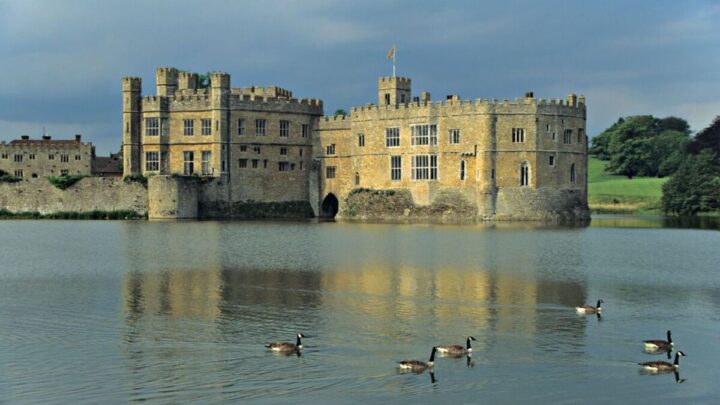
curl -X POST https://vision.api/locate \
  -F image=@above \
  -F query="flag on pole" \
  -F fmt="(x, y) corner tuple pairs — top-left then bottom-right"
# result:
(386, 45), (396, 60)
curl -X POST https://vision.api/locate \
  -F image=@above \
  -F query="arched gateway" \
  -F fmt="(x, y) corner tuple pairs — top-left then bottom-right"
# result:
(320, 193), (339, 218)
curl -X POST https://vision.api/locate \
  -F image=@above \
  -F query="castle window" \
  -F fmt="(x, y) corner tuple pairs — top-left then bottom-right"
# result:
(279, 120), (290, 137)
(29, 154), (36, 160)
(326, 144), (336, 155)
(183, 151), (194, 175)
(358, 133), (365, 147)
(183, 119), (195, 136)
(549, 155), (555, 166)
(299, 161), (304, 170)
(386, 127), (400, 147)
(60, 154), (69, 163)
(326, 166), (336, 178)
(14, 154), (23, 162)
(491, 169), (495, 179)
(255, 119), (266, 136)
(48, 154), (55, 160)
(411, 155), (438, 180)
(75, 155), (81, 160)
(145, 151), (159, 172)
(254, 146), (261, 154)
(512, 128), (525, 143)
(520, 161), (529, 186)
(411, 124), (438, 146)
(578, 128), (584, 143)
(1, 153), (7, 159)
(400, 94), (406, 104)
(449, 129), (461, 144)
(299, 148), (303, 157)
(355, 172), (360, 185)
(240, 145), (247, 152)
(564, 129), (572, 144)
(552, 132), (557, 141)
(391, 155), (402, 180)
(14, 169), (23, 178)
(238, 119), (246, 136)
(61, 169), (69, 175)
(145, 117), (159, 136)
(161, 118), (168, 136)
(201, 151), (212, 175)
(570, 163), (576, 183)
(126, 122), (129, 134)
(263, 159), (268, 169)
(384, 93), (391, 105)
(546, 124), (550, 132)
(302, 124), (309, 138)
(252, 159), (258, 168)
(279, 161), (290, 172)
(291, 163), (296, 170)
(239, 158), (248, 168)
(32, 173), (37, 178)
(460, 160), (466, 180)
(280, 147), (288, 156)
(201, 119), (212, 135)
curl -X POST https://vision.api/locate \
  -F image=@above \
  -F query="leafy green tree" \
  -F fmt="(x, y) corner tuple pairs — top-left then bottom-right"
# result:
(662, 150), (720, 215)
(651, 130), (690, 177)
(334, 109), (348, 117)
(687, 116), (720, 155)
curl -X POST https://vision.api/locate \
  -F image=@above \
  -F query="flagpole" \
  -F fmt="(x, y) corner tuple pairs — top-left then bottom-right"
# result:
(393, 50), (396, 77)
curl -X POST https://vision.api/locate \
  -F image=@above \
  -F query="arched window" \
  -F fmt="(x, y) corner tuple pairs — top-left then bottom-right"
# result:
(570, 163), (576, 183)
(460, 160), (466, 180)
(355, 172), (360, 185)
(520, 161), (529, 187)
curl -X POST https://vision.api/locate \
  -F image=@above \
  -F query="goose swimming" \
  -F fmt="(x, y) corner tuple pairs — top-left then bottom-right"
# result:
(644, 330), (673, 352)
(265, 333), (305, 353)
(576, 299), (603, 314)
(639, 351), (685, 372)
(437, 336), (476, 356)
(398, 346), (438, 372)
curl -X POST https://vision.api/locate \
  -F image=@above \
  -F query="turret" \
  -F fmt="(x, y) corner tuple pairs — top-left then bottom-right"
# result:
(178, 71), (199, 91)
(210, 72), (231, 175)
(378, 76), (411, 106)
(156, 67), (179, 96)
(122, 76), (142, 176)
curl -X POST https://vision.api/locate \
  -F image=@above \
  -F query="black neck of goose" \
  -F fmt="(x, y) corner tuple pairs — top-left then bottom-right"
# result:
(667, 331), (672, 343)
(596, 300), (602, 309)
(429, 347), (437, 363)
(466, 338), (472, 350)
(296, 335), (302, 347)
(674, 352), (680, 365)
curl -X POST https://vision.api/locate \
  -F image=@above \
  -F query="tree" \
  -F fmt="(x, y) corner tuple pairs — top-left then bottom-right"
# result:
(334, 109), (348, 117)
(687, 116), (720, 156)
(662, 150), (720, 215)
(651, 130), (690, 177)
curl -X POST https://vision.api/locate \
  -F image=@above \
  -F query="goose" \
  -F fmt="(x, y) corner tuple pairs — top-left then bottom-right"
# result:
(639, 351), (685, 372)
(265, 333), (305, 352)
(576, 299), (603, 314)
(644, 330), (673, 351)
(398, 346), (438, 372)
(437, 336), (477, 356)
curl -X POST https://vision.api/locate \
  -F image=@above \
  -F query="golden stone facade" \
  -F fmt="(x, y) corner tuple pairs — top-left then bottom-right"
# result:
(0, 134), (94, 179)
(125, 67), (588, 221)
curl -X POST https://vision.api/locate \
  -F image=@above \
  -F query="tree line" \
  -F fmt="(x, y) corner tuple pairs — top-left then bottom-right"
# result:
(591, 115), (720, 215)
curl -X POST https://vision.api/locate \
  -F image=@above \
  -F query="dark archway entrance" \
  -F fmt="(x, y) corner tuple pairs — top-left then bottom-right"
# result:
(320, 193), (339, 218)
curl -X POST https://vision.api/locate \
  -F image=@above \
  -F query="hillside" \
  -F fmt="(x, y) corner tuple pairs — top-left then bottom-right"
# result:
(587, 157), (667, 213)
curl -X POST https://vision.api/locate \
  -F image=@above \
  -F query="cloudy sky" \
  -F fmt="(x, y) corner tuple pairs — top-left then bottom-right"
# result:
(0, 0), (718, 154)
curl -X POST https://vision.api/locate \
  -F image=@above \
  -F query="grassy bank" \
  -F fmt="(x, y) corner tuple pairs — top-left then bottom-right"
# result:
(0, 209), (146, 220)
(588, 157), (667, 214)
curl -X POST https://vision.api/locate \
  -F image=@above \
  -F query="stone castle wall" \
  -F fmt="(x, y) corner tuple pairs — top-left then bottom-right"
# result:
(0, 177), (147, 215)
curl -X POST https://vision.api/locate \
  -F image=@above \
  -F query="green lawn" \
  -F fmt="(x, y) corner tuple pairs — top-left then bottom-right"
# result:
(587, 157), (667, 213)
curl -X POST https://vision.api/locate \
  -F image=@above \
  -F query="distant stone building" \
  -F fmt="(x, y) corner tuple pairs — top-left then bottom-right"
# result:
(123, 67), (588, 221)
(0, 134), (94, 179)
(93, 151), (123, 177)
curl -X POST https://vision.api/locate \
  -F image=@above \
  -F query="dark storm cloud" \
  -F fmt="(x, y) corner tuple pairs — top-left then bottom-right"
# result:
(1, 0), (718, 154)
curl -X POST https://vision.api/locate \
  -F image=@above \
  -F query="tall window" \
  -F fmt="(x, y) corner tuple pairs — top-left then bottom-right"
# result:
(570, 163), (576, 183)
(255, 119), (266, 136)
(14, 169), (23, 178)
(48, 154), (55, 160)
(183, 119), (195, 136)
(60, 154), (69, 163)
(411, 124), (438, 146)
(302, 124), (309, 138)
(512, 128), (525, 143)
(280, 147), (288, 156)
(1, 153), (7, 159)
(252, 159), (258, 168)
(238, 119), (245, 135)
(160, 118), (168, 136)
(253, 146), (261, 154)
(30, 154), (36, 160)
(411, 155), (438, 180)
(145, 117), (159, 136)
(386, 127), (400, 147)
(355, 172), (360, 185)
(183, 151), (194, 175)
(326, 144), (336, 155)
(201, 119), (212, 135)
(449, 129), (461, 144)
(358, 133), (365, 147)
(239, 159), (248, 168)
(564, 129), (572, 144)
(279, 120), (289, 137)
(384, 93), (391, 105)
(278, 161), (290, 172)
(520, 161), (529, 186)
(549, 155), (555, 166)
(145, 151), (159, 172)
(14, 154), (22, 162)
(75, 155), (81, 161)
(201, 151), (212, 175)
(460, 160), (466, 180)
(326, 166), (336, 178)
(391, 156), (402, 180)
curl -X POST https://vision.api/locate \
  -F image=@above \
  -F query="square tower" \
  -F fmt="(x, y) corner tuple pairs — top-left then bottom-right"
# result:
(378, 76), (411, 106)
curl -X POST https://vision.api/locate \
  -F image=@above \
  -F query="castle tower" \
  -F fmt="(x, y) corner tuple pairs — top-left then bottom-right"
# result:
(122, 77), (142, 176)
(210, 72), (230, 176)
(178, 71), (198, 91)
(378, 76), (411, 106)
(156, 67), (179, 96)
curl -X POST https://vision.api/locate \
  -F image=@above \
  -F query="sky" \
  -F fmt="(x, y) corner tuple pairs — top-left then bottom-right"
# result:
(0, 0), (718, 154)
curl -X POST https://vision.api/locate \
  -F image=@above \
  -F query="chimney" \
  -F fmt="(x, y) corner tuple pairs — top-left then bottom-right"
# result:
(525, 91), (534, 99)
(21, 135), (29, 140)
(420, 91), (431, 103)
(42, 135), (51, 140)
(75, 134), (82, 142)
(567, 94), (578, 107)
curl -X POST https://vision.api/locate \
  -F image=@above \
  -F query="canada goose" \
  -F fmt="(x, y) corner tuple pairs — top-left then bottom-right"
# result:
(644, 330), (673, 351)
(437, 336), (477, 356)
(398, 346), (438, 372)
(639, 351), (685, 372)
(576, 299), (603, 314)
(265, 333), (305, 352)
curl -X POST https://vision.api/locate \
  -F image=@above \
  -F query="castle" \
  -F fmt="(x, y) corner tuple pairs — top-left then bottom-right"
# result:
(123, 67), (589, 221)
(1, 134), (94, 179)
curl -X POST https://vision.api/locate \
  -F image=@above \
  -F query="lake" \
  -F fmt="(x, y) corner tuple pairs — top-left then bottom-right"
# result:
(1, 216), (719, 404)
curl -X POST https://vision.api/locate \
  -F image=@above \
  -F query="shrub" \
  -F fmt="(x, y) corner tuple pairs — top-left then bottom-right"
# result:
(47, 175), (84, 190)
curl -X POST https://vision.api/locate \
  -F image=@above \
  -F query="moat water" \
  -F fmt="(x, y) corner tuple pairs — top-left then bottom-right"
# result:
(1, 217), (719, 404)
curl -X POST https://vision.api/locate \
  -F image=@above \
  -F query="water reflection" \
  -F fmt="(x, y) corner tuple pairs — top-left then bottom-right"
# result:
(592, 215), (720, 230)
